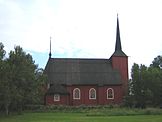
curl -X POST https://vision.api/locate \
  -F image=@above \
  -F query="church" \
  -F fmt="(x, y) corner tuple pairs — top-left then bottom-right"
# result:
(44, 16), (128, 105)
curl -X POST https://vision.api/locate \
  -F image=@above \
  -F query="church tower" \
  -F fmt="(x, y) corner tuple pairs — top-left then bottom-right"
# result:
(111, 15), (128, 95)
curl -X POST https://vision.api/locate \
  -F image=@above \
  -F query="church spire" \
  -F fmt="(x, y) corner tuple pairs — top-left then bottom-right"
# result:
(112, 15), (127, 57)
(49, 37), (52, 58)
(115, 14), (122, 51)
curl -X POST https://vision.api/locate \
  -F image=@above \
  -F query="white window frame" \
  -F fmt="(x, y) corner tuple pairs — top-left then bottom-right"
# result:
(73, 88), (81, 99)
(47, 83), (50, 89)
(54, 94), (60, 101)
(107, 88), (114, 99)
(89, 88), (96, 99)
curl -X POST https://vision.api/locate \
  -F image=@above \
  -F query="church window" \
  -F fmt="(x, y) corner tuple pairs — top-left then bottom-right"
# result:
(107, 88), (114, 99)
(73, 88), (80, 99)
(89, 88), (96, 99)
(54, 94), (60, 101)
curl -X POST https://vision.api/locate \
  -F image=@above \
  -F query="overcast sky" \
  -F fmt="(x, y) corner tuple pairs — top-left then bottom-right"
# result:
(1, 0), (162, 74)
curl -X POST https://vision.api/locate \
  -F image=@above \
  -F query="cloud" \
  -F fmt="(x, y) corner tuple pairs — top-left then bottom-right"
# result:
(0, 0), (162, 71)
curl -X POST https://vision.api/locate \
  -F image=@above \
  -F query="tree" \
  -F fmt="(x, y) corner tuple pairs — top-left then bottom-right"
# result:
(0, 42), (6, 60)
(151, 55), (162, 69)
(0, 42), (12, 115)
(147, 67), (162, 106)
(127, 56), (162, 108)
(0, 43), (46, 115)
(34, 68), (47, 104)
(149, 56), (162, 106)
(129, 63), (148, 108)
(7, 46), (38, 112)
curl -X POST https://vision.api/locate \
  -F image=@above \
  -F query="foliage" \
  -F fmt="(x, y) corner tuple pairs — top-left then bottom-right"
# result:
(22, 104), (162, 116)
(126, 55), (162, 108)
(0, 42), (6, 60)
(151, 55), (162, 69)
(0, 42), (46, 115)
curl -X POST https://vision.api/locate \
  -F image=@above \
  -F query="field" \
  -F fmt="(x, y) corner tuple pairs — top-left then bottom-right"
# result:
(0, 112), (162, 122)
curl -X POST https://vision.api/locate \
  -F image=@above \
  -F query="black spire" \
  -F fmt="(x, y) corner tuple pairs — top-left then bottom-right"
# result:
(115, 15), (122, 51)
(112, 15), (127, 57)
(49, 37), (52, 58)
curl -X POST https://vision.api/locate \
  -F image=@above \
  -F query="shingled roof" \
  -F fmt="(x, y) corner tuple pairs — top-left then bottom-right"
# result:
(44, 58), (122, 86)
(46, 84), (69, 95)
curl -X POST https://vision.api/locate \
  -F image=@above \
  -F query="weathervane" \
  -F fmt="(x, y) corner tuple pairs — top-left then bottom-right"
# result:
(49, 36), (52, 58)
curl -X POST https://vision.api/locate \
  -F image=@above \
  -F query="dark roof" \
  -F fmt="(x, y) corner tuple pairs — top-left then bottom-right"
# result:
(44, 58), (122, 86)
(112, 50), (127, 57)
(46, 84), (69, 95)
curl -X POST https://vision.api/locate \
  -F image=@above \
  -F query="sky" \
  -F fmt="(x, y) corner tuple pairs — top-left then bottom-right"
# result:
(0, 0), (162, 75)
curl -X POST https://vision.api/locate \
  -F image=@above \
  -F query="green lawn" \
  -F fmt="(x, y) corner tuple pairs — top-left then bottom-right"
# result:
(0, 112), (162, 122)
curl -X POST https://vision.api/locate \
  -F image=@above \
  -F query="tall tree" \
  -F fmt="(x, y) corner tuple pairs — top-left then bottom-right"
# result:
(149, 55), (162, 106)
(0, 42), (12, 115)
(7, 46), (37, 111)
(130, 63), (148, 108)
(147, 67), (162, 105)
(0, 44), (46, 115)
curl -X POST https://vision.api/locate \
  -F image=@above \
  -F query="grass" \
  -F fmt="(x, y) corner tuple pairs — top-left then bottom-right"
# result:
(86, 107), (162, 116)
(0, 112), (162, 122)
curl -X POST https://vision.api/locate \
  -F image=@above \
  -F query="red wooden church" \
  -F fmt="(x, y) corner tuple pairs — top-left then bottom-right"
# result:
(44, 16), (128, 105)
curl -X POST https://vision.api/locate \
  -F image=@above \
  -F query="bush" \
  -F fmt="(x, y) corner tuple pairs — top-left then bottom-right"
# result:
(23, 104), (162, 116)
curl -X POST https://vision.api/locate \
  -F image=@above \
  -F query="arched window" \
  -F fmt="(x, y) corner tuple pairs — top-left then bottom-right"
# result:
(54, 94), (60, 101)
(89, 88), (96, 99)
(107, 88), (114, 99)
(73, 88), (80, 99)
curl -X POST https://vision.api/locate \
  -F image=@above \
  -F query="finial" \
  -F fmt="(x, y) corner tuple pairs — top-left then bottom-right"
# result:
(49, 36), (52, 58)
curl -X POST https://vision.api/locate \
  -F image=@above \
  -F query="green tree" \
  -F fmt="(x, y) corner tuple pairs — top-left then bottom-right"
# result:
(7, 46), (37, 111)
(0, 44), (46, 115)
(130, 63), (148, 108)
(0, 42), (6, 60)
(147, 67), (162, 106)
(151, 55), (162, 69)
(128, 56), (162, 108)
(0, 42), (12, 115)
(34, 68), (47, 104)
(149, 55), (162, 106)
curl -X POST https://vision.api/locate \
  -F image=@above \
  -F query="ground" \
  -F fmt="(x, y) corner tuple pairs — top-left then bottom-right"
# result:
(0, 112), (162, 122)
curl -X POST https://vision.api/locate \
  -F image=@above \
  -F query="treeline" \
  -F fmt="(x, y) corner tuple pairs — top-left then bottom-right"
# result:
(126, 56), (162, 108)
(0, 42), (46, 115)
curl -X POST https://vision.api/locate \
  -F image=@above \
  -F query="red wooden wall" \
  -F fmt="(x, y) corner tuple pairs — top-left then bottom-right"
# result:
(111, 56), (128, 95)
(45, 85), (123, 105)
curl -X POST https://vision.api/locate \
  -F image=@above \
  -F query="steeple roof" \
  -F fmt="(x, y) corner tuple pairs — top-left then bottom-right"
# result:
(112, 15), (127, 57)
(115, 15), (122, 51)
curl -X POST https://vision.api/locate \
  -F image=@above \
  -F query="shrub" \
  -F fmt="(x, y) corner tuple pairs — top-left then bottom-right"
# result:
(23, 104), (162, 116)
